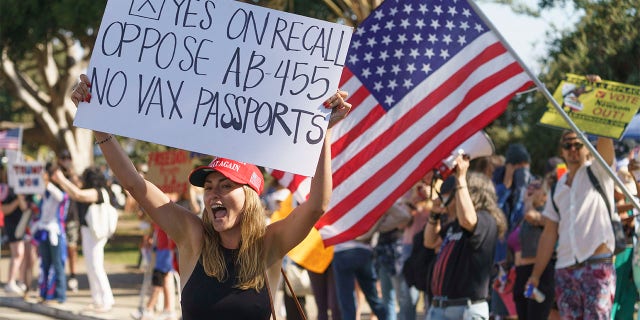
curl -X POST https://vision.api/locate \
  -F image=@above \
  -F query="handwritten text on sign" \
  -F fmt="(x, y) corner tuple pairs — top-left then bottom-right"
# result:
(73, 0), (352, 176)
(146, 149), (193, 195)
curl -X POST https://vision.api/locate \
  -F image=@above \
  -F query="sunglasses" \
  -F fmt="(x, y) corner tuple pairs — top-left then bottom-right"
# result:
(562, 142), (584, 150)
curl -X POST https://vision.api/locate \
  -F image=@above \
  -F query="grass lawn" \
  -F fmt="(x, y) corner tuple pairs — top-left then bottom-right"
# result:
(98, 210), (147, 267)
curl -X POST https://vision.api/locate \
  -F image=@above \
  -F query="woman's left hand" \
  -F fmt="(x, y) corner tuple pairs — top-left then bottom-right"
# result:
(454, 154), (470, 178)
(325, 90), (351, 128)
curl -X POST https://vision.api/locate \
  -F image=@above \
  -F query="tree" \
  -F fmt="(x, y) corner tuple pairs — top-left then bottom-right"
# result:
(486, 0), (640, 175)
(0, 0), (107, 172)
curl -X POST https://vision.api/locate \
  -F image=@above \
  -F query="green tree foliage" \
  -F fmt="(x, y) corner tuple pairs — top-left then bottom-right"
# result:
(0, 0), (107, 171)
(488, 0), (640, 175)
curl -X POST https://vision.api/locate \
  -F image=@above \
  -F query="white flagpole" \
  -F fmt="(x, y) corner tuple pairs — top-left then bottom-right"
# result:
(467, 0), (640, 212)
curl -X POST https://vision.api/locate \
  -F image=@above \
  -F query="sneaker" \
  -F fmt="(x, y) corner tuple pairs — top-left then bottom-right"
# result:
(67, 277), (79, 292)
(130, 308), (154, 320)
(4, 281), (25, 295)
(16, 282), (27, 292)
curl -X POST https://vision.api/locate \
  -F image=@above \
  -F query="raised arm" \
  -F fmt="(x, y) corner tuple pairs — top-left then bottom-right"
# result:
(71, 75), (200, 246)
(52, 169), (99, 203)
(265, 91), (351, 265)
(454, 156), (478, 232)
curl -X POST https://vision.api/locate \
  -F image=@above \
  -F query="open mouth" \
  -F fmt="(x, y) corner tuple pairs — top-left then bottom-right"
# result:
(211, 204), (227, 219)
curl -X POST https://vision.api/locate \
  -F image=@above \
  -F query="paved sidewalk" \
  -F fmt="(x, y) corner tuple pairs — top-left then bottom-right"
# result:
(1, 255), (149, 320)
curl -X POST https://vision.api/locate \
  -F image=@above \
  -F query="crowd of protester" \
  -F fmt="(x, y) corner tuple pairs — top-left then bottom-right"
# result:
(0, 72), (640, 320)
(2, 129), (640, 319)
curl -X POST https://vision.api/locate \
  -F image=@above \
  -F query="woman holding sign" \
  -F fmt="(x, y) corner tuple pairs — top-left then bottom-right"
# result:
(71, 74), (351, 319)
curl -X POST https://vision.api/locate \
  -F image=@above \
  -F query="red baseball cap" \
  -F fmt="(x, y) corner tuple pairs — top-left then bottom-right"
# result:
(189, 157), (264, 194)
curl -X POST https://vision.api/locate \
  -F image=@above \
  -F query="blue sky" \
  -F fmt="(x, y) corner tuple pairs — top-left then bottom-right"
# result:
(475, 1), (580, 73)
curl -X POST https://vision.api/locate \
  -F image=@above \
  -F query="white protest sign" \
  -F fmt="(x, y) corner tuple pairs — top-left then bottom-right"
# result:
(8, 162), (45, 195)
(74, 0), (352, 176)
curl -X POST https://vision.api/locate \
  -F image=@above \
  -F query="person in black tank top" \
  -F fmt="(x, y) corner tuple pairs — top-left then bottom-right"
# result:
(70, 75), (352, 320)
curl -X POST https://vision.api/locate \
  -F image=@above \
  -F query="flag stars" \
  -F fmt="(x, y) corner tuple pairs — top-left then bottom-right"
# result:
(397, 34), (408, 45)
(367, 37), (378, 47)
(448, 6), (458, 16)
(457, 35), (467, 45)
(428, 34), (438, 44)
(387, 79), (398, 90)
(462, 8), (472, 18)
(374, 10), (385, 20)
(381, 35), (392, 45)
(400, 18), (411, 29)
(370, 23), (381, 33)
(379, 50), (390, 61)
(406, 63), (417, 74)
(474, 23), (484, 32)
(430, 19), (441, 29)
(409, 48), (420, 59)
(348, 55), (359, 65)
(412, 33), (423, 44)
(424, 48), (435, 59)
(373, 81), (383, 92)
(445, 20), (456, 31)
(418, 4), (428, 14)
(442, 34), (453, 45)
(403, 78), (413, 89)
(389, 7), (398, 16)
(376, 65), (387, 76)
(351, 40), (362, 50)
(433, 5), (443, 15)
(439, 49), (450, 59)
(364, 52), (374, 63)
(460, 21), (470, 31)
(361, 67), (372, 78)
(385, 20), (396, 30)
(355, 28), (365, 37)
(421, 63), (432, 74)
(394, 49), (405, 59)
(391, 64), (402, 75)
(403, 4), (413, 15)
(415, 19), (426, 29)
(385, 95), (395, 106)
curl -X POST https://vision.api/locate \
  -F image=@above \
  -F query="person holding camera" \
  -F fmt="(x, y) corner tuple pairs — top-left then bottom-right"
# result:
(423, 155), (507, 320)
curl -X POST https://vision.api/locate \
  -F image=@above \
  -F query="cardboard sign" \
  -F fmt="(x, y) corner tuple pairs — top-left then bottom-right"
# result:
(539, 74), (640, 138)
(8, 162), (45, 195)
(146, 149), (193, 194)
(73, 0), (352, 176)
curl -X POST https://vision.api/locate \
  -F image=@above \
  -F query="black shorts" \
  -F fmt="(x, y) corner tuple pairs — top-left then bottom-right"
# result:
(3, 224), (24, 243)
(152, 269), (169, 287)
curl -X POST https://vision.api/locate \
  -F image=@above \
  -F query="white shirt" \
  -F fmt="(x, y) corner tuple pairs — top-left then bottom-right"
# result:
(35, 182), (66, 245)
(542, 161), (615, 268)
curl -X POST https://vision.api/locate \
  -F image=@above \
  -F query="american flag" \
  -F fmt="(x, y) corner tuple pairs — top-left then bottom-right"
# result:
(271, 0), (533, 246)
(0, 128), (22, 150)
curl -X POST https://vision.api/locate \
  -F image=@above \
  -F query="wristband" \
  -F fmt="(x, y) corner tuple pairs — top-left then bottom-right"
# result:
(95, 135), (114, 145)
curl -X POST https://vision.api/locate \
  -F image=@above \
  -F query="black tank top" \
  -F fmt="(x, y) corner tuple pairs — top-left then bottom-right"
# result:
(181, 248), (271, 320)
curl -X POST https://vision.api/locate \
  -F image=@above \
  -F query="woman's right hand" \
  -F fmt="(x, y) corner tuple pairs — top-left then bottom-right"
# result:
(70, 74), (91, 106)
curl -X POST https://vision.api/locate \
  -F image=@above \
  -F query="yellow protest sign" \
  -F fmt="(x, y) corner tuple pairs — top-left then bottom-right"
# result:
(539, 74), (640, 138)
(270, 192), (334, 274)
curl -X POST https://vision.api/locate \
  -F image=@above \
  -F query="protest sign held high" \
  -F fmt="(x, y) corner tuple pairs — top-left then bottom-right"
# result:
(539, 73), (640, 139)
(8, 162), (45, 195)
(74, 0), (352, 176)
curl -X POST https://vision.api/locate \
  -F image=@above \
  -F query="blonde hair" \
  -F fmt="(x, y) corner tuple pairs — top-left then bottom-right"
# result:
(200, 185), (267, 290)
(466, 172), (507, 238)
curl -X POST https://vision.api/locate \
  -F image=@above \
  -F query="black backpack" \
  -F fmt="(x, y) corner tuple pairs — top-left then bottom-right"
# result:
(402, 230), (436, 292)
